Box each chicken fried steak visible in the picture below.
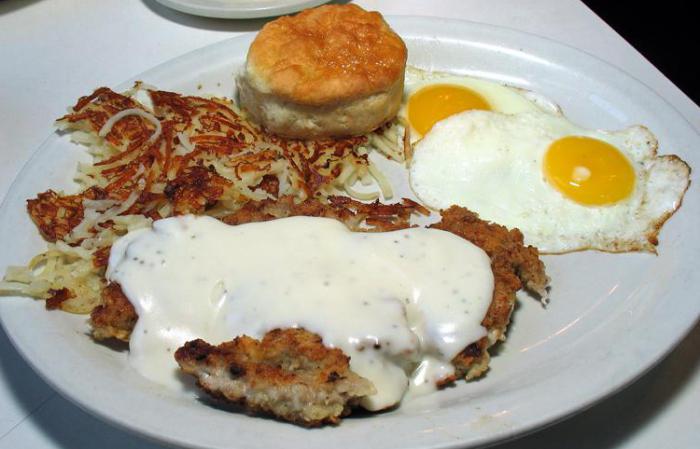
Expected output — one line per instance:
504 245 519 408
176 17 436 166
89 196 547 425
175 329 375 426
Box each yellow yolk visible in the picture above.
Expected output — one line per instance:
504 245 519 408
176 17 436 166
408 84 491 136
544 136 636 205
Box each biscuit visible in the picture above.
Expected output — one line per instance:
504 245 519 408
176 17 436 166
238 4 407 138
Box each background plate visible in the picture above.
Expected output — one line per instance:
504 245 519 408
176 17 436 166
1 17 698 449
153 0 329 19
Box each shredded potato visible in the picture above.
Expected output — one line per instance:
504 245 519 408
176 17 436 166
1 83 405 313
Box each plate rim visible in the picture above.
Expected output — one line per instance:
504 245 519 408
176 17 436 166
1 16 699 449
153 0 330 19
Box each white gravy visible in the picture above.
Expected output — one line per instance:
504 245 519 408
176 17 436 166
107 215 493 410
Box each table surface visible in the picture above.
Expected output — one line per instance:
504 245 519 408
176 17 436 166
0 1 698 448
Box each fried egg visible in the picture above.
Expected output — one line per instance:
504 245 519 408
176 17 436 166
409 109 690 253
400 67 554 142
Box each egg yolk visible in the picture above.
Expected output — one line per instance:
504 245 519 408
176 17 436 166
543 136 635 205
408 84 491 136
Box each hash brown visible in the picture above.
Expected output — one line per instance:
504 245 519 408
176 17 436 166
8 85 400 313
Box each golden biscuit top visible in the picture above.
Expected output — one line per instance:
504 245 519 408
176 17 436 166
246 4 407 106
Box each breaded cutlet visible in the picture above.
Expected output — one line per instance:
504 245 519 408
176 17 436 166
90 198 548 425
175 328 375 426
89 195 429 341
431 206 548 381
90 282 137 341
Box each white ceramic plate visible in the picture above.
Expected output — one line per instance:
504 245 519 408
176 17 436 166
154 0 329 18
1 17 698 449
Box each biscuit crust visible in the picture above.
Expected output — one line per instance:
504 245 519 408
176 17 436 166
245 4 407 106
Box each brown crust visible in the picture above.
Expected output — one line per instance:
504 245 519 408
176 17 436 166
220 195 429 232
163 165 232 215
175 328 375 426
45 288 75 310
27 187 106 243
246 4 406 106
430 206 548 379
90 283 137 341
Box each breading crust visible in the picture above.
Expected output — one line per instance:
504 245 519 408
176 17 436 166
90 200 548 426
431 206 548 380
90 283 137 341
175 328 375 426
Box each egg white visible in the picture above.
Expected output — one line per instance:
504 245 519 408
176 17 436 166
400 67 557 142
408 109 690 253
